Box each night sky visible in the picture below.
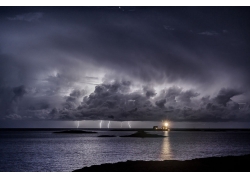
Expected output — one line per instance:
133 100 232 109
0 7 250 128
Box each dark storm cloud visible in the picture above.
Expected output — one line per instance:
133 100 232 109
1 80 249 122
177 90 200 104
63 89 86 109
198 31 219 36
214 88 242 106
12 85 27 102
163 25 175 31
0 7 250 123
7 12 43 22
155 99 166 108
54 81 248 122
0 85 27 119
155 86 182 106
0 86 13 116
2 7 249 86
143 86 156 98
71 80 162 121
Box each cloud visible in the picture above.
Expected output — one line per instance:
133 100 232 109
143 86 156 98
198 31 219 36
0 80 249 122
155 99 166 108
7 12 43 22
12 85 27 102
0 85 27 118
214 88 242 106
0 7 250 125
177 90 200 104
63 89 86 109
5 113 22 120
0 86 13 116
163 25 175 31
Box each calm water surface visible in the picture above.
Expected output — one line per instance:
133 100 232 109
1 130 250 172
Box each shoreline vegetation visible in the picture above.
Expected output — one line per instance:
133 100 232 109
73 154 250 172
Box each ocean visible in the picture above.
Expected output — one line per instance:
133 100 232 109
1 130 250 172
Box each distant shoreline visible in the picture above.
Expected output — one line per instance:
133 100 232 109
1 128 250 131
73 154 250 172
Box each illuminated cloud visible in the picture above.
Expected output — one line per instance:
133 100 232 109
0 7 250 125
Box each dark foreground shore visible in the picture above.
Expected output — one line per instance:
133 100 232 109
73 154 250 172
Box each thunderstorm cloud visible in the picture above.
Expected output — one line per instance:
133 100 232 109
0 7 250 124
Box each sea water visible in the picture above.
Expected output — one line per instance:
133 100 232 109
1 130 250 172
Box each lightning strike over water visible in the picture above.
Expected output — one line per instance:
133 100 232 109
99 120 102 128
108 121 110 128
76 121 80 128
128 121 131 128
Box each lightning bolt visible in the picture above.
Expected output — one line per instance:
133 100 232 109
100 120 102 128
76 121 80 128
121 121 123 128
128 121 131 128
108 121 110 128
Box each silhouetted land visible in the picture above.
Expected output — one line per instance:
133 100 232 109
73 154 250 172
98 135 116 137
110 128 250 132
120 130 166 138
2 128 250 131
53 130 97 134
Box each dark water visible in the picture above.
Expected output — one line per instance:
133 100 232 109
1 130 250 172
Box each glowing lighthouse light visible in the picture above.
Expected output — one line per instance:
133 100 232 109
161 121 169 130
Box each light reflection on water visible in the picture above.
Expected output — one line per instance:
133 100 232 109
0 130 250 171
159 131 172 160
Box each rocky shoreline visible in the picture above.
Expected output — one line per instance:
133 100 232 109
73 154 250 172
